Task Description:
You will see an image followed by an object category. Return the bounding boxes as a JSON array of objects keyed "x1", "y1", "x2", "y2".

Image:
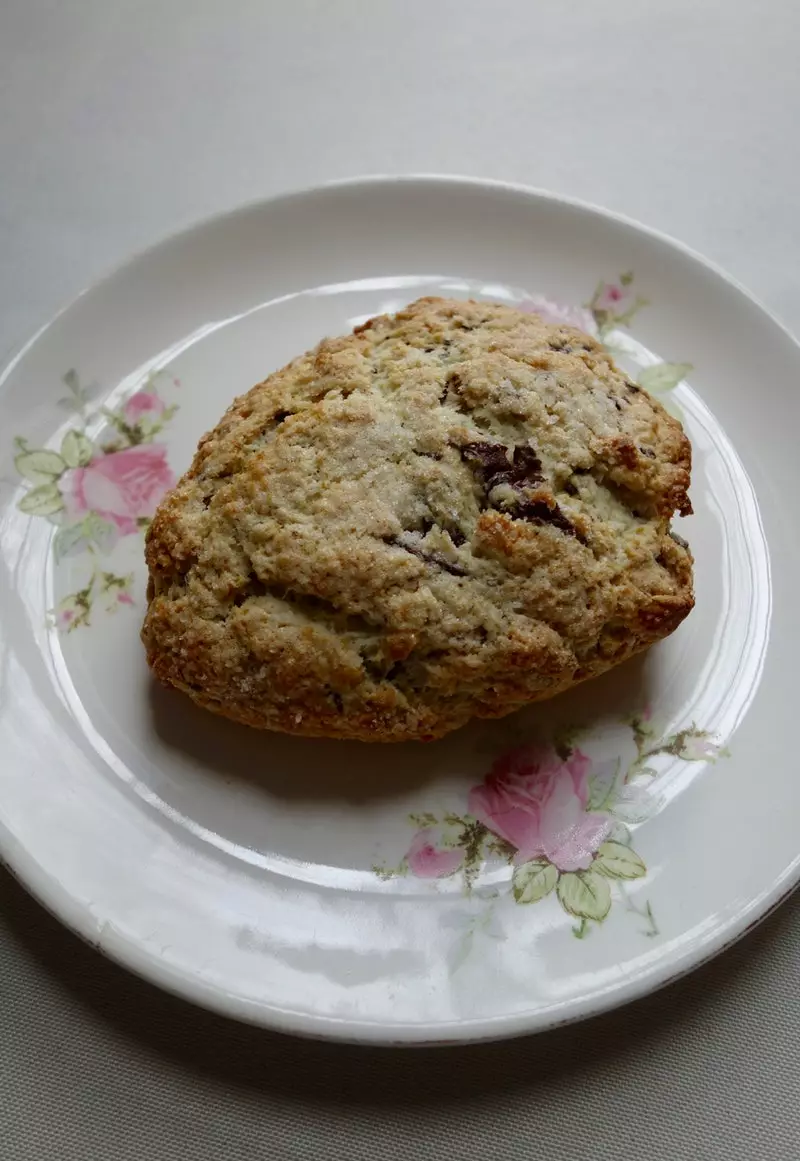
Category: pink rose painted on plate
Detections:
[
  {"x1": 379, "y1": 715, "x2": 727, "y2": 942},
  {"x1": 587, "y1": 272, "x2": 649, "y2": 335},
  {"x1": 123, "y1": 389, "x2": 166, "y2": 425},
  {"x1": 406, "y1": 829, "x2": 464, "y2": 879},
  {"x1": 55, "y1": 606, "x2": 77, "y2": 631},
  {"x1": 468, "y1": 746, "x2": 612, "y2": 872},
  {"x1": 13, "y1": 368, "x2": 180, "y2": 629},
  {"x1": 60, "y1": 443, "x2": 174, "y2": 536},
  {"x1": 593, "y1": 283, "x2": 625, "y2": 311},
  {"x1": 518, "y1": 295, "x2": 596, "y2": 333}
]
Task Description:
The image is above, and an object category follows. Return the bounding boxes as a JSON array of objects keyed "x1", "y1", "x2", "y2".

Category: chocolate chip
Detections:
[
  {"x1": 563, "y1": 480, "x2": 579, "y2": 497},
  {"x1": 639, "y1": 445, "x2": 656, "y2": 459},
  {"x1": 448, "y1": 527, "x2": 466, "y2": 547}
]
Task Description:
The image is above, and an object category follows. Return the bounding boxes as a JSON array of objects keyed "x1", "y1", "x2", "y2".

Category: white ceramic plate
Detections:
[{"x1": 0, "y1": 176, "x2": 795, "y2": 1044}]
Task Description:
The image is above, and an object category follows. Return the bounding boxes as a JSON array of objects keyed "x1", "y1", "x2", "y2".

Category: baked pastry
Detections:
[{"x1": 142, "y1": 297, "x2": 693, "y2": 742}]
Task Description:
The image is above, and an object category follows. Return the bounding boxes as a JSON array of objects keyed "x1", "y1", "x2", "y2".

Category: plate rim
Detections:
[{"x1": 2, "y1": 172, "x2": 799, "y2": 1045}]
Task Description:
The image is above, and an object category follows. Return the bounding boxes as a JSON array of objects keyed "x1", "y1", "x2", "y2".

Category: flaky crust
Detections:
[{"x1": 142, "y1": 298, "x2": 693, "y2": 742}]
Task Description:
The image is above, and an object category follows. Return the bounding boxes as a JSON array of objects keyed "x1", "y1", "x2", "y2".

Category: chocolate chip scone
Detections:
[{"x1": 142, "y1": 297, "x2": 693, "y2": 742}]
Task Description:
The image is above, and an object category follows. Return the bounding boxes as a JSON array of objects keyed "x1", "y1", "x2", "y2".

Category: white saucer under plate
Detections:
[{"x1": 0, "y1": 176, "x2": 795, "y2": 1044}]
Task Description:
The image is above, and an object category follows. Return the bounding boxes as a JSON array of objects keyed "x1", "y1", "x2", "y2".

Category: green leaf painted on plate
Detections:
[
  {"x1": 512, "y1": 859, "x2": 558, "y2": 904},
  {"x1": 593, "y1": 841, "x2": 647, "y2": 880},
  {"x1": 60, "y1": 429, "x2": 93, "y2": 468},
  {"x1": 637, "y1": 362, "x2": 692, "y2": 394},
  {"x1": 17, "y1": 481, "x2": 64, "y2": 516},
  {"x1": 53, "y1": 523, "x2": 89, "y2": 562},
  {"x1": 556, "y1": 869, "x2": 611, "y2": 922},
  {"x1": 586, "y1": 758, "x2": 621, "y2": 811},
  {"x1": 84, "y1": 512, "x2": 117, "y2": 553},
  {"x1": 15, "y1": 449, "x2": 66, "y2": 484}
]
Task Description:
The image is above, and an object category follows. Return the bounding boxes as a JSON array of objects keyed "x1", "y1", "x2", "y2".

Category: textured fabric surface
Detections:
[{"x1": 2, "y1": 1, "x2": 800, "y2": 1158}]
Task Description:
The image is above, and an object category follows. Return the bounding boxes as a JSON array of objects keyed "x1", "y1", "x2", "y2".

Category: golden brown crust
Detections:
[{"x1": 141, "y1": 297, "x2": 694, "y2": 742}]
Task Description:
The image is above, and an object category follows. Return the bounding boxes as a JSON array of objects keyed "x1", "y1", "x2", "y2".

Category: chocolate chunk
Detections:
[
  {"x1": 461, "y1": 440, "x2": 513, "y2": 482},
  {"x1": 461, "y1": 440, "x2": 585, "y2": 539},
  {"x1": 514, "y1": 499, "x2": 587, "y2": 544},
  {"x1": 424, "y1": 549, "x2": 469, "y2": 577},
  {"x1": 461, "y1": 441, "x2": 543, "y2": 491},
  {"x1": 391, "y1": 536, "x2": 469, "y2": 577},
  {"x1": 442, "y1": 370, "x2": 463, "y2": 404},
  {"x1": 461, "y1": 441, "x2": 586, "y2": 543}
]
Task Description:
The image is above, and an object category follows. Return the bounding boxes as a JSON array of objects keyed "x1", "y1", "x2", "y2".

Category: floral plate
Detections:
[{"x1": 0, "y1": 177, "x2": 794, "y2": 1044}]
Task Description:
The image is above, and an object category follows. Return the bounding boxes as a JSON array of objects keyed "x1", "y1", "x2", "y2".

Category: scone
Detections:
[{"x1": 142, "y1": 297, "x2": 693, "y2": 742}]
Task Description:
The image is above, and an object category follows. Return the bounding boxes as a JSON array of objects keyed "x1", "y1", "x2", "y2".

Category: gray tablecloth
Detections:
[{"x1": 2, "y1": 3, "x2": 799, "y2": 1157}]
